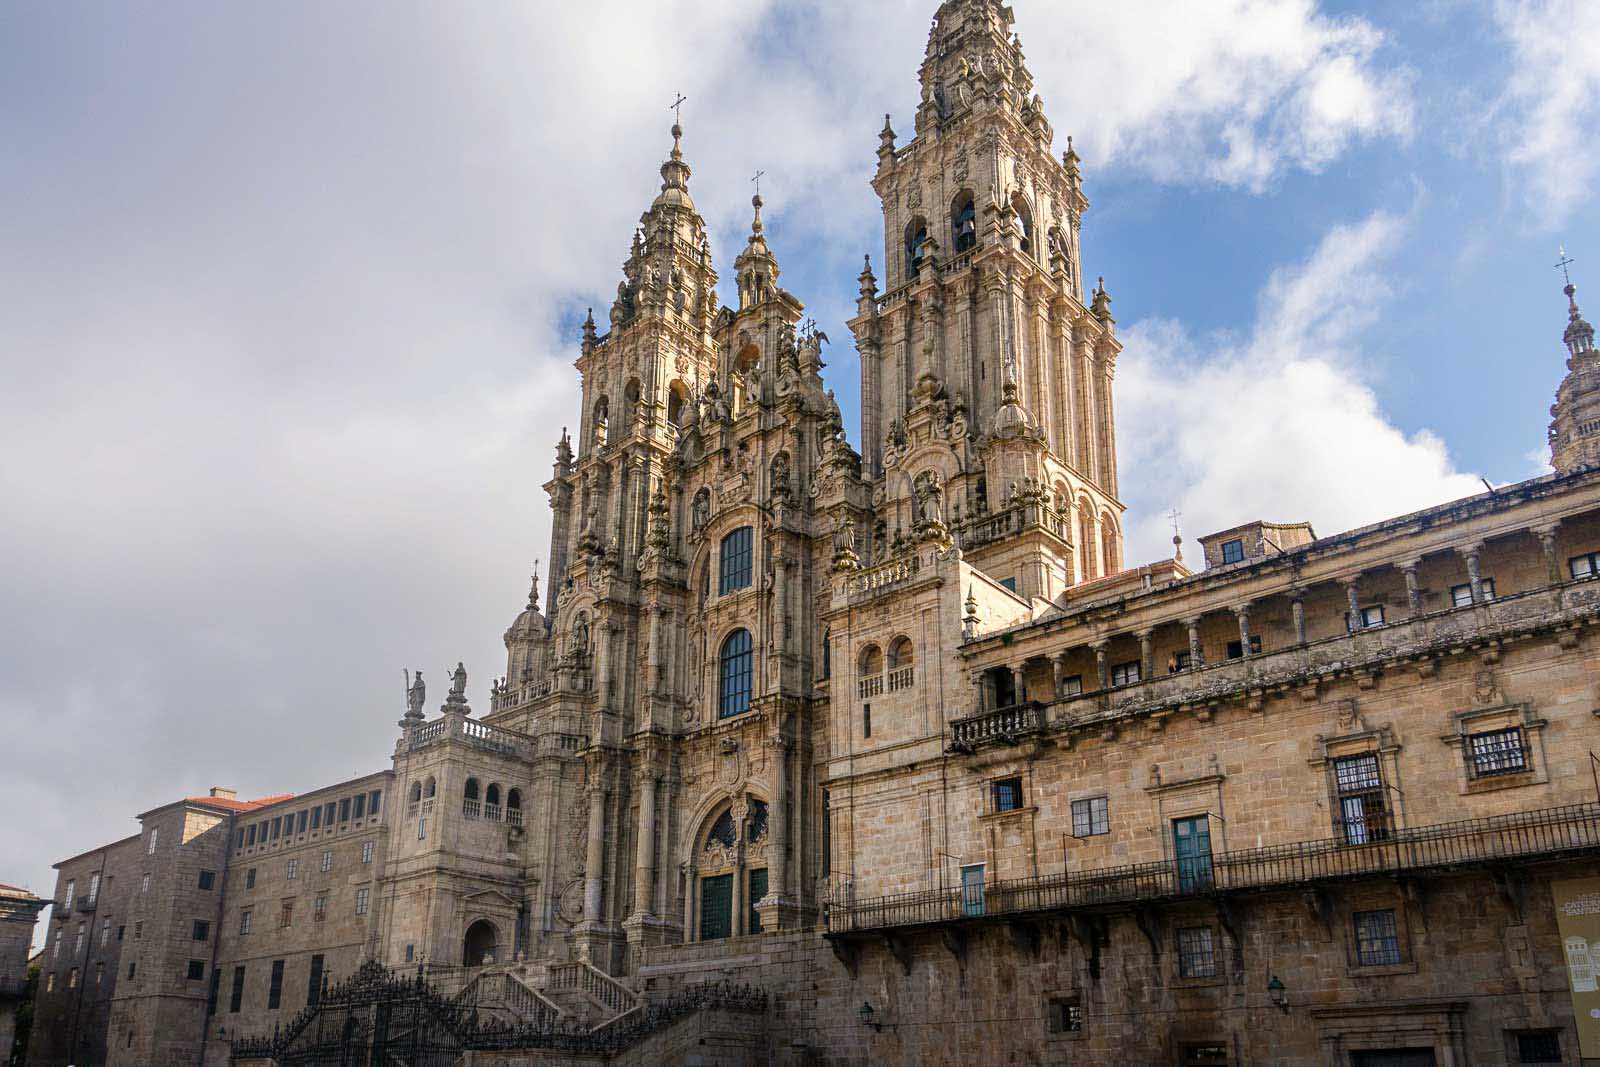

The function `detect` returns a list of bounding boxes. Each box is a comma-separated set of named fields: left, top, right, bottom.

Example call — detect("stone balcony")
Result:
left=951, top=578, right=1600, bottom=751
left=407, top=715, right=530, bottom=759
left=826, top=801, right=1600, bottom=938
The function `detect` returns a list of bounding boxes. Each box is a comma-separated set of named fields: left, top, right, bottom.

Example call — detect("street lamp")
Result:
left=1267, top=975, right=1289, bottom=1014
left=858, top=1001, right=883, bottom=1032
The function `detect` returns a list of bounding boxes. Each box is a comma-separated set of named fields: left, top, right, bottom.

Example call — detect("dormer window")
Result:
left=1220, top=539, right=1245, bottom=565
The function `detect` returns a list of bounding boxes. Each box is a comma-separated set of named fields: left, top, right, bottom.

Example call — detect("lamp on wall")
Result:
left=1267, top=975, right=1289, bottom=1014
left=858, top=1001, right=883, bottom=1032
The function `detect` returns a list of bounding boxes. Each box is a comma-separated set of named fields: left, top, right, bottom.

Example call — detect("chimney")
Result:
left=209, top=787, right=237, bottom=800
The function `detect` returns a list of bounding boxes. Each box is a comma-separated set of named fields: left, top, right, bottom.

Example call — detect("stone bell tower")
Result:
left=1550, top=268, right=1600, bottom=475
left=847, top=0, right=1127, bottom=594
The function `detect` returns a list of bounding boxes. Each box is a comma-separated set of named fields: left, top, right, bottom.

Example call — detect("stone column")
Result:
left=769, top=735, right=790, bottom=905
left=1535, top=526, right=1562, bottom=586
left=632, top=774, right=657, bottom=919
left=1051, top=654, right=1066, bottom=698
left=1460, top=542, right=1485, bottom=603
left=681, top=862, right=696, bottom=942
left=583, top=784, right=607, bottom=924
left=972, top=671, right=987, bottom=712
left=1184, top=617, right=1204, bottom=670
left=1092, top=643, right=1109, bottom=690
left=1401, top=561, right=1423, bottom=617
left=645, top=606, right=663, bottom=695
left=1011, top=665, right=1025, bottom=706
left=595, top=619, right=614, bottom=708
left=1234, top=604, right=1253, bottom=657
left=1137, top=630, right=1154, bottom=680
left=772, top=553, right=789, bottom=693
left=1291, top=594, right=1307, bottom=645
left=1344, top=578, right=1363, bottom=630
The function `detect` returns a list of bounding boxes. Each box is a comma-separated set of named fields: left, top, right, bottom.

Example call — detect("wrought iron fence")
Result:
left=828, top=802, right=1600, bottom=934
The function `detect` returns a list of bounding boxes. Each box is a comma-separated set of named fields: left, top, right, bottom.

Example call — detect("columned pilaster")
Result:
left=1184, top=617, right=1204, bottom=670
left=1460, top=542, right=1486, bottom=603
left=1401, top=560, right=1424, bottom=617
left=1234, top=604, right=1253, bottom=657
left=1092, top=643, right=1109, bottom=691
left=1343, top=577, right=1364, bottom=630
left=1291, top=593, right=1307, bottom=646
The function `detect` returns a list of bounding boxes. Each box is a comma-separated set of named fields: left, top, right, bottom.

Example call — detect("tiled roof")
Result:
left=185, top=794, right=294, bottom=814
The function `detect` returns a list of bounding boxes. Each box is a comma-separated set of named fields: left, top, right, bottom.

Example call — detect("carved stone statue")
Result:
left=444, top=661, right=468, bottom=709
left=404, top=669, right=426, bottom=719
left=914, top=471, right=944, bottom=526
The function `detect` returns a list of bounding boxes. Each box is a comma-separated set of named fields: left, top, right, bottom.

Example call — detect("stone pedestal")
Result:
left=753, top=894, right=809, bottom=933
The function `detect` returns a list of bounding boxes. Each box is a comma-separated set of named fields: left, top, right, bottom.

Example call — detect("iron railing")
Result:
left=827, top=802, right=1600, bottom=934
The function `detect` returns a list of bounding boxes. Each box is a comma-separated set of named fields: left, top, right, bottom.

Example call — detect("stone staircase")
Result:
left=454, top=959, right=644, bottom=1033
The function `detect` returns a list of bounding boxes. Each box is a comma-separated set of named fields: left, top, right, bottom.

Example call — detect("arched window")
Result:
left=485, top=783, right=500, bottom=807
left=706, top=810, right=736, bottom=850
left=952, top=192, right=977, bottom=253
left=464, top=779, right=480, bottom=801
left=1100, top=512, right=1121, bottom=576
left=591, top=396, right=610, bottom=449
left=719, top=629, right=754, bottom=718
left=1011, top=195, right=1034, bottom=256
left=719, top=527, right=754, bottom=594
left=667, top=381, right=689, bottom=427
left=748, top=799, right=769, bottom=842
left=622, top=378, right=641, bottom=430
left=859, top=644, right=883, bottom=677
left=463, top=778, right=480, bottom=818
left=424, top=777, right=437, bottom=799
left=887, top=637, right=914, bottom=669
left=507, top=789, right=522, bottom=811
left=905, top=217, right=930, bottom=278
left=409, top=782, right=422, bottom=805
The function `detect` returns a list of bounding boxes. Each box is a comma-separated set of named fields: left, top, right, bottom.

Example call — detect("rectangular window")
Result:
left=88, top=872, right=99, bottom=903
left=1469, top=727, right=1529, bottom=778
left=1176, top=927, right=1217, bottom=978
left=1452, top=578, right=1497, bottom=606
left=362, top=840, right=375, bottom=864
left=141, top=872, right=149, bottom=894
left=992, top=777, right=1023, bottom=813
left=296, top=810, right=307, bottom=834
left=239, top=908, right=252, bottom=935
left=247, top=825, right=257, bottom=847
left=66, top=878, right=76, bottom=904
left=1361, top=605, right=1386, bottom=628
left=133, top=921, right=143, bottom=940
left=235, top=827, right=245, bottom=850
left=229, top=966, right=245, bottom=1013
left=862, top=704, right=872, bottom=739
left=95, top=961, right=104, bottom=986
left=405, top=944, right=416, bottom=963
left=310, top=806, right=322, bottom=830
left=324, top=801, right=337, bottom=827
left=207, top=967, right=221, bottom=1014
left=339, top=798, right=352, bottom=823
left=1570, top=552, right=1599, bottom=580
left=1220, top=539, right=1245, bottom=564
left=369, top=789, right=382, bottom=818
left=280, top=900, right=293, bottom=928
left=198, top=870, right=215, bottom=891
left=127, top=961, right=136, bottom=979
left=68, top=967, right=79, bottom=989
left=147, top=828, right=158, bottom=854
left=1333, top=753, right=1390, bottom=843
left=821, top=791, right=831, bottom=879
left=1071, top=797, right=1110, bottom=838
left=1353, top=909, right=1402, bottom=966
left=353, top=794, right=366, bottom=820
left=186, top=960, right=205, bottom=981
left=321, top=850, right=333, bottom=873
left=1226, top=635, right=1262, bottom=660
left=286, top=858, right=298, bottom=880
left=1046, top=996, right=1083, bottom=1034
left=45, top=973, right=54, bottom=993
left=418, top=816, right=428, bottom=841
left=245, top=868, right=256, bottom=889
left=355, top=888, right=369, bottom=916
left=718, top=526, right=754, bottom=594
left=100, top=919, right=109, bottom=947
left=192, top=920, right=210, bottom=942
left=1000, top=577, right=1018, bottom=593
left=308, top=954, right=325, bottom=1006
left=267, top=959, right=284, bottom=1010
left=1110, top=661, right=1140, bottom=687
left=314, top=895, right=327, bottom=922
left=1060, top=674, right=1084, bottom=696
left=271, top=816, right=281, bottom=840
left=1515, top=1031, right=1563, bottom=1064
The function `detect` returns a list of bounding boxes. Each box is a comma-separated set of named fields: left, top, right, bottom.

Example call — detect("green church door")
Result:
left=747, top=868, right=768, bottom=933
left=700, top=874, right=733, bottom=941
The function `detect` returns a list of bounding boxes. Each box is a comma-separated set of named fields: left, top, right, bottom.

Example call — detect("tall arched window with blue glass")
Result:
left=719, top=526, right=753, bottom=595
left=719, top=629, right=753, bottom=719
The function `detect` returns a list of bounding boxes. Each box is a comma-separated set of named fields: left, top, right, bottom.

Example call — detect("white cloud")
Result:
left=1490, top=0, right=1600, bottom=227
left=1117, top=211, right=1485, bottom=562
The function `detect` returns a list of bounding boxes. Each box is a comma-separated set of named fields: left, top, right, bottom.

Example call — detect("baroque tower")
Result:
left=1550, top=271, right=1599, bottom=474
left=849, top=0, right=1124, bottom=599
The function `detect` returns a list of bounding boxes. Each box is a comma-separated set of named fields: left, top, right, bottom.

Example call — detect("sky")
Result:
left=1, top=0, right=1597, bottom=941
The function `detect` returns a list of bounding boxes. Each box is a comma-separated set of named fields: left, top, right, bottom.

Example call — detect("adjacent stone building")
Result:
left=25, top=1, right=1600, bottom=1064
left=1, top=884, right=45, bottom=1064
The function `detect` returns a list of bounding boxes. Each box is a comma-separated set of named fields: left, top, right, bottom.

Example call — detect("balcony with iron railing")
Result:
left=75, top=894, right=97, bottom=913
left=951, top=578, right=1600, bottom=752
left=827, top=802, right=1600, bottom=936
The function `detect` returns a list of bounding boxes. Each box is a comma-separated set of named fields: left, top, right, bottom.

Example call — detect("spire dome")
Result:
left=1565, top=282, right=1595, bottom=359
left=1549, top=260, right=1600, bottom=474
left=652, top=122, right=695, bottom=211
left=735, top=188, right=781, bottom=310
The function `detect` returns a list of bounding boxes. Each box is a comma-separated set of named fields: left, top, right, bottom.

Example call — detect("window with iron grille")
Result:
left=1570, top=552, right=1599, bottom=580
left=1468, top=727, right=1528, bottom=777
left=1046, top=996, right=1083, bottom=1033
left=1071, top=797, right=1109, bottom=838
left=1171, top=650, right=1192, bottom=673
left=1514, top=1030, right=1562, bottom=1063
left=1353, top=909, right=1402, bottom=966
left=719, top=527, right=754, bottom=595
left=992, top=777, right=1023, bottom=813
left=1333, top=753, right=1389, bottom=844
left=1176, top=927, right=1216, bottom=978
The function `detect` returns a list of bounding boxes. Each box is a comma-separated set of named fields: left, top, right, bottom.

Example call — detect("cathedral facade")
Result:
left=23, top=1, right=1600, bottom=1065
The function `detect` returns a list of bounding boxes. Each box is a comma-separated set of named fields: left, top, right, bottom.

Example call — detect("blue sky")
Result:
left=1, top=0, right=1596, bottom=938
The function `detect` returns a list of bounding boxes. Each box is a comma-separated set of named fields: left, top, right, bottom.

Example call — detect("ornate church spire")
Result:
left=1548, top=252, right=1600, bottom=474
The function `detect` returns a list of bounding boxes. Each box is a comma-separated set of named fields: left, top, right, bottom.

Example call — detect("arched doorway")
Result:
left=462, top=920, right=498, bottom=967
